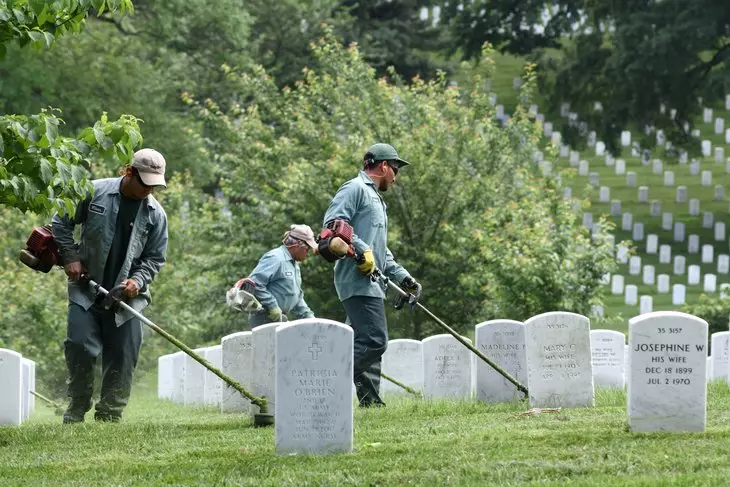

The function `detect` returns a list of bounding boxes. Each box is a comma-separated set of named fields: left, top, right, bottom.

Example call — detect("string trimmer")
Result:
left=18, top=225, right=274, bottom=426
left=318, top=219, right=529, bottom=397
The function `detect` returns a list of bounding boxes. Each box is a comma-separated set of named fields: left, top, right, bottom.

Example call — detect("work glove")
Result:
left=267, top=307, right=284, bottom=322
left=356, top=249, right=375, bottom=276
left=394, top=276, right=422, bottom=310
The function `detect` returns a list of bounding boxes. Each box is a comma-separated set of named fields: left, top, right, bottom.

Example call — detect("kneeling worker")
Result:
left=240, top=224, right=317, bottom=327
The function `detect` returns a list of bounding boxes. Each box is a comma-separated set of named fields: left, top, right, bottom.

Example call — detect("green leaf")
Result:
left=29, top=0, right=45, bottom=16
left=40, top=158, right=53, bottom=183
left=44, top=116, right=58, bottom=144
left=42, top=31, right=54, bottom=48
left=0, top=43, right=6, bottom=60
left=27, top=30, right=43, bottom=43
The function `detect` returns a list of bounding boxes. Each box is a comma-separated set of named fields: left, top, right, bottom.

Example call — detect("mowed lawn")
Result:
left=2, top=380, right=730, bottom=486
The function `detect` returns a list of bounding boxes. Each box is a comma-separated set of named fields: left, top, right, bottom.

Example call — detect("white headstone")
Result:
left=722, top=283, right=730, bottom=299
left=221, top=331, right=254, bottom=413
left=157, top=354, right=175, bottom=400
left=646, top=235, right=658, bottom=254
left=703, top=212, right=714, bottom=229
left=707, top=356, right=713, bottom=383
left=702, top=171, right=712, bottom=187
left=662, top=213, right=673, bottom=231
left=638, top=186, right=649, bottom=203
left=657, top=274, right=670, bottom=293
left=701, top=244, right=714, bottom=264
left=715, top=185, right=725, bottom=201
left=610, top=200, right=622, bottom=216
left=622, top=213, right=633, bottom=232
left=704, top=274, right=717, bottom=293
left=475, top=320, right=527, bottom=403
left=252, top=323, right=280, bottom=416
left=275, top=319, right=353, bottom=455
left=615, top=159, right=626, bottom=175
left=664, top=171, right=674, bottom=187
left=578, top=160, right=589, bottom=176
left=21, top=358, right=31, bottom=422
left=690, top=159, right=700, bottom=176
left=688, top=265, right=701, bottom=285
left=704, top=108, right=713, bottom=123
left=659, top=245, right=672, bottom=264
left=715, top=147, right=725, bottom=163
left=381, top=339, right=424, bottom=395
left=590, top=330, right=626, bottom=389
left=642, top=265, right=656, bottom=285
left=203, top=345, right=223, bottom=407
left=632, top=222, right=644, bottom=241
left=184, top=348, right=208, bottom=406
left=711, top=332, right=729, bottom=381
left=715, top=222, right=726, bottom=241
left=650, top=200, right=661, bottom=217
left=688, top=234, right=700, bottom=253
left=422, top=334, right=473, bottom=399
left=583, top=212, right=593, bottom=230
left=673, top=222, right=685, bottom=242
left=551, top=131, right=562, bottom=146
left=726, top=94, right=730, bottom=110
left=629, top=256, right=642, bottom=276
left=672, top=284, right=686, bottom=305
left=627, top=172, right=637, bottom=187
left=625, top=285, right=638, bottom=305
left=0, top=349, right=22, bottom=425
left=563, top=187, right=572, bottom=199
left=640, top=296, right=653, bottom=315
left=524, top=312, right=594, bottom=408
left=717, top=254, right=729, bottom=274
left=543, top=122, right=553, bottom=137
left=569, top=150, right=580, bottom=166
left=589, top=172, right=600, bottom=187
left=611, top=275, right=625, bottom=295
left=715, top=117, right=725, bottom=135
left=673, top=255, right=686, bottom=275
left=680, top=151, right=688, bottom=164
left=676, top=186, right=687, bottom=204
left=627, top=312, right=708, bottom=432
left=616, top=244, right=630, bottom=264
left=599, top=186, right=610, bottom=203
left=689, top=199, right=700, bottom=216
left=652, top=159, right=663, bottom=175
left=171, top=351, right=186, bottom=404
left=621, top=131, right=631, bottom=147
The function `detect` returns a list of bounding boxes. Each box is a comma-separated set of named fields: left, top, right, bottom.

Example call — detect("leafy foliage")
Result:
left=683, top=294, right=730, bottom=351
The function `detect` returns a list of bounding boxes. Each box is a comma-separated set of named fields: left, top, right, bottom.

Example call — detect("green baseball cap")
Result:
left=365, top=143, right=410, bottom=168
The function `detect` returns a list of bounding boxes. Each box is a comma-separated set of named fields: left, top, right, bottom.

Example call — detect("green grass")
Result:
left=4, top=380, right=730, bottom=486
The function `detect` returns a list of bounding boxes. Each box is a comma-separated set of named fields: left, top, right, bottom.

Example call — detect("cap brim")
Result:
left=138, top=171, right=167, bottom=188
left=304, top=237, right=318, bottom=249
left=394, top=157, right=410, bottom=168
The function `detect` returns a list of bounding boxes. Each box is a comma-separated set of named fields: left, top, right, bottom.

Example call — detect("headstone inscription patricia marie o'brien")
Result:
left=628, top=311, right=708, bottom=433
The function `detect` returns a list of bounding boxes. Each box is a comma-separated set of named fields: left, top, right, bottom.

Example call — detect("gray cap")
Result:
left=365, top=143, right=410, bottom=168
left=132, top=148, right=167, bottom=188
left=288, top=224, right=317, bottom=249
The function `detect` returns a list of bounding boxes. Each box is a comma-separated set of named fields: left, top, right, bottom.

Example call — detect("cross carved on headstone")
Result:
left=308, top=343, right=322, bottom=360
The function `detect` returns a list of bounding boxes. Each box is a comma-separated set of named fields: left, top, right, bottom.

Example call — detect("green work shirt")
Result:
left=323, top=170, right=410, bottom=301
left=248, top=245, right=314, bottom=319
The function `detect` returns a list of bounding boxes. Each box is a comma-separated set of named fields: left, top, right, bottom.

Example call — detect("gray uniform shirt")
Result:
left=248, top=245, right=314, bottom=319
left=51, top=177, right=169, bottom=326
left=323, top=170, right=410, bottom=301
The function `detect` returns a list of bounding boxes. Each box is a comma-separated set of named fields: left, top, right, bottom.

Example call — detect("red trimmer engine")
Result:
left=317, top=219, right=355, bottom=263
left=19, top=224, right=62, bottom=273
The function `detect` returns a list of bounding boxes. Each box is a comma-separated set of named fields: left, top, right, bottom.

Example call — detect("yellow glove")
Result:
left=267, top=307, right=283, bottom=322
left=357, top=249, right=375, bottom=276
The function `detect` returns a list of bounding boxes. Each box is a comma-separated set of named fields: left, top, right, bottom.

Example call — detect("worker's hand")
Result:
left=122, top=279, right=140, bottom=299
left=64, top=261, right=84, bottom=281
left=356, top=249, right=375, bottom=276
left=267, top=307, right=283, bottom=322
left=401, top=276, right=422, bottom=302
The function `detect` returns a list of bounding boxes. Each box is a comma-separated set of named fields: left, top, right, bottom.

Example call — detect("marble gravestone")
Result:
left=381, top=339, right=424, bottom=395
left=422, top=334, right=473, bottom=399
left=275, top=319, right=353, bottom=456
left=627, top=312, right=708, bottom=432
left=252, top=323, right=280, bottom=416
left=524, top=312, right=594, bottom=408
left=711, top=332, right=729, bottom=381
left=0, top=348, right=23, bottom=425
left=157, top=354, right=175, bottom=400
left=183, top=348, right=209, bottom=406
left=171, top=351, right=186, bottom=404
left=474, top=320, right=527, bottom=403
left=221, top=331, right=254, bottom=413
left=590, top=330, right=626, bottom=388
left=203, top=345, right=223, bottom=407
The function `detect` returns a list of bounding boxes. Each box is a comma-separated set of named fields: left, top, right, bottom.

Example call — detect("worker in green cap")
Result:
left=322, top=143, right=421, bottom=407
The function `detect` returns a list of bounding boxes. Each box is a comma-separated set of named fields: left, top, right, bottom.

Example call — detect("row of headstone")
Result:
left=0, top=349, right=36, bottom=425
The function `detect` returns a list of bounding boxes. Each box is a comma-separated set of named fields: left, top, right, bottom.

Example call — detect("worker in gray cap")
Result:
left=240, top=224, right=317, bottom=327
left=52, top=148, right=169, bottom=423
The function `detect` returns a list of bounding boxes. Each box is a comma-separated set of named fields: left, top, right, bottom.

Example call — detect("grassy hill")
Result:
left=481, top=55, right=730, bottom=327
left=3, top=383, right=730, bottom=486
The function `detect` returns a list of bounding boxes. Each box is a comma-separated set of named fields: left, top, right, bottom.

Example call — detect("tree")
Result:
left=0, top=0, right=142, bottom=214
